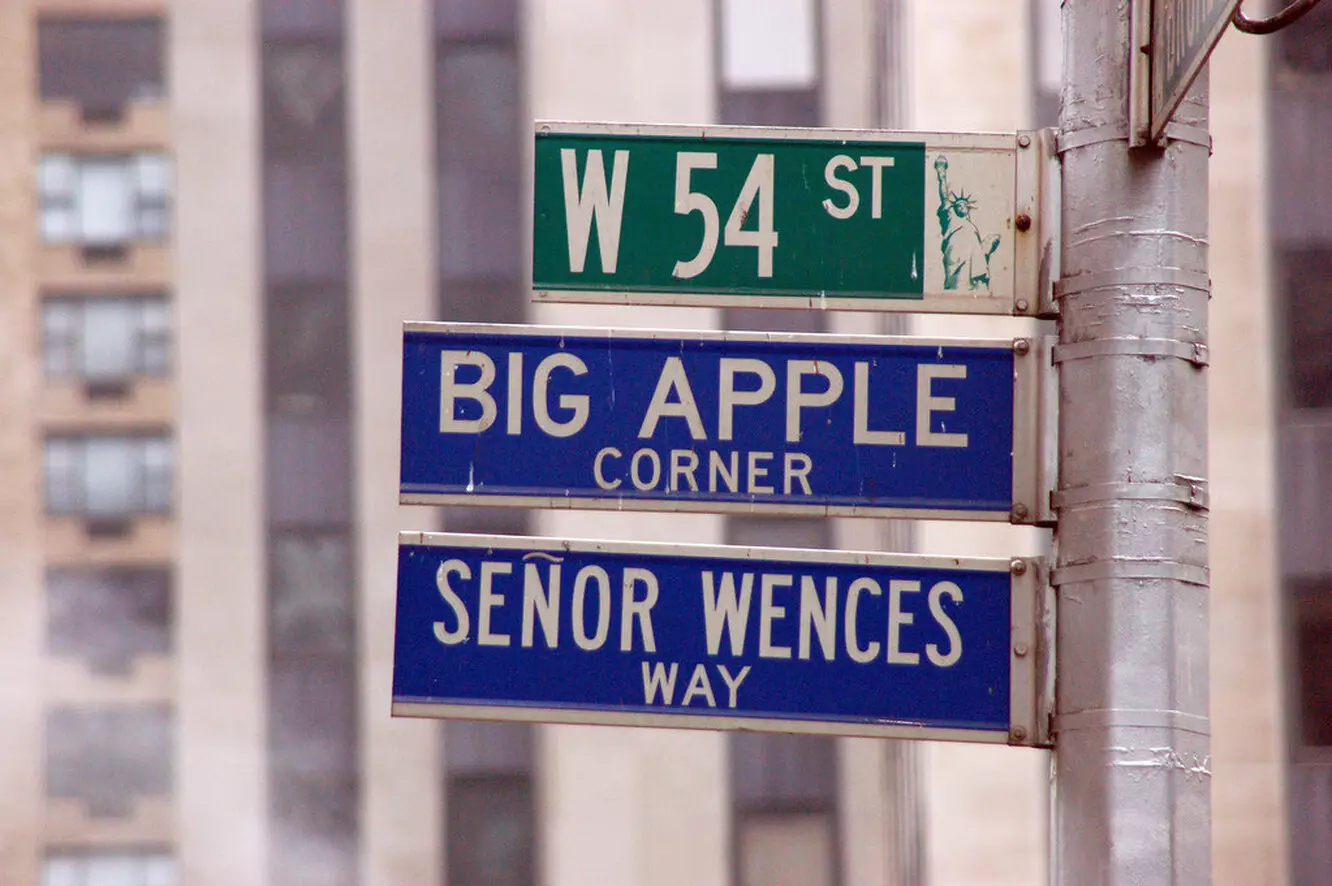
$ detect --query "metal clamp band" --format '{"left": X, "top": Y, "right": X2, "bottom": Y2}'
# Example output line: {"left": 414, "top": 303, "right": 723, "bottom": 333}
{"left": 1052, "top": 478, "right": 1208, "bottom": 510}
{"left": 1051, "top": 560, "right": 1210, "bottom": 587}
{"left": 1056, "top": 708, "right": 1210, "bottom": 737}
{"left": 1053, "top": 268, "right": 1211, "bottom": 298}
{"left": 1159, "top": 122, "right": 1212, "bottom": 152}
{"left": 1051, "top": 337, "right": 1208, "bottom": 367}
{"left": 1056, "top": 124, "right": 1129, "bottom": 154}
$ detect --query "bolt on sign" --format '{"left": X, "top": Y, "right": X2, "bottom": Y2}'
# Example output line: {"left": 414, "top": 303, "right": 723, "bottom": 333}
{"left": 531, "top": 122, "right": 1048, "bottom": 315}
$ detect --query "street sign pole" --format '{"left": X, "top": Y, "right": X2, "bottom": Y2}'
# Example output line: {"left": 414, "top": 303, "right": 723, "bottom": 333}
{"left": 1055, "top": 1, "right": 1211, "bottom": 882}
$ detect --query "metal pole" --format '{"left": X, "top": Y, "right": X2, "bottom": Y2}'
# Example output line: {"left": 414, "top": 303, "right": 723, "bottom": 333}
{"left": 1054, "top": 2, "right": 1212, "bottom": 884}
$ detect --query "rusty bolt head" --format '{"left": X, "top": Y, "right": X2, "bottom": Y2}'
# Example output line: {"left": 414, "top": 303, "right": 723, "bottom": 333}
{"left": 1013, "top": 338, "right": 1030, "bottom": 356}
{"left": 1018, "top": 134, "right": 1032, "bottom": 148}
{"left": 1014, "top": 642, "right": 1029, "bottom": 657}
{"left": 1010, "top": 558, "right": 1028, "bottom": 576}
{"left": 1011, "top": 503, "right": 1029, "bottom": 521}
{"left": 1010, "top": 726, "right": 1028, "bottom": 743}
{"left": 1015, "top": 213, "right": 1032, "bottom": 232}
{"left": 1015, "top": 299, "right": 1029, "bottom": 313}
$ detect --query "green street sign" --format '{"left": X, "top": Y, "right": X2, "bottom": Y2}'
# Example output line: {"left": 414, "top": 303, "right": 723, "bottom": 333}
{"left": 532, "top": 122, "right": 1047, "bottom": 315}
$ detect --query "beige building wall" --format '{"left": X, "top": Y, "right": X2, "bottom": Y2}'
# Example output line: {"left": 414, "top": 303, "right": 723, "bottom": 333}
{"left": 905, "top": 2, "right": 1048, "bottom": 884}
{"left": 0, "top": 6, "right": 44, "bottom": 886}
{"left": 172, "top": 0, "right": 267, "bottom": 883}
{"left": 347, "top": 0, "right": 442, "bottom": 883}
{"left": 527, "top": 4, "right": 728, "bottom": 886}
{"left": 1207, "top": 27, "right": 1290, "bottom": 886}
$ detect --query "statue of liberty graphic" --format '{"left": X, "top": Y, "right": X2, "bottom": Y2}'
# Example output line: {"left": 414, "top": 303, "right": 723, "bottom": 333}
{"left": 934, "top": 155, "right": 1001, "bottom": 291}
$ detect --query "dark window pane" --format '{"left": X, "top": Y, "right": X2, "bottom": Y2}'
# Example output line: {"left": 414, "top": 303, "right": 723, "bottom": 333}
{"left": 1278, "top": 2, "right": 1332, "bottom": 74}
{"left": 47, "top": 568, "right": 171, "bottom": 674}
{"left": 732, "top": 733, "right": 837, "bottom": 809}
{"left": 267, "top": 417, "right": 353, "bottom": 526}
{"left": 437, "top": 169, "right": 522, "bottom": 279}
{"left": 263, "top": 164, "right": 349, "bottom": 282}
{"left": 727, "top": 517, "right": 831, "bottom": 551}
{"left": 448, "top": 776, "right": 535, "bottom": 886}
{"left": 435, "top": 0, "right": 518, "bottom": 39}
{"left": 271, "top": 772, "right": 357, "bottom": 886}
{"left": 266, "top": 286, "right": 351, "bottom": 415}
{"left": 718, "top": 89, "right": 820, "bottom": 127}
{"left": 445, "top": 721, "right": 533, "bottom": 775}
{"left": 46, "top": 704, "right": 172, "bottom": 817}
{"left": 270, "top": 534, "right": 354, "bottom": 656}
{"left": 263, "top": 42, "right": 346, "bottom": 161}
{"left": 1293, "top": 588, "right": 1332, "bottom": 746}
{"left": 270, "top": 659, "right": 357, "bottom": 776}
{"left": 436, "top": 47, "right": 521, "bottom": 171}
{"left": 1281, "top": 249, "right": 1332, "bottom": 409}
{"left": 38, "top": 18, "right": 165, "bottom": 113}
{"left": 262, "top": 0, "right": 343, "bottom": 39}
{"left": 1269, "top": 86, "right": 1332, "bottom": 246}
{"left": 724, "top": 305, "right": 826, "bottom": 334}
{"left": 437, "top": 279, "right": 524, "bottom": 325}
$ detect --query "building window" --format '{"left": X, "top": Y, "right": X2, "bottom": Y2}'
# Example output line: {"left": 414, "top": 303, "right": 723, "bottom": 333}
{"left": 47, "top": 568, "right": 171, "bottom": 674}
{"left": 717, "top": 0, "right": 821, "bottom": 126}
{"left": 732, "top": 733, "right": 839, "bottom": 886}
{"left": 43, "top": 851, "right": 175, "bottom": 886}
{"left": 39, "top": 154, "right": 170, "bottom": 247}
{"left": 38, "top": 18, "right": 166, "bottom": 119}
{"left": 44, "top": 435, "right": 172, "bottom": 517}
{"left": 445, "top": 721, "right": 535, "bottom": 886}
{"left": 43, "top": 295, "right": 170, "bottom": 381}
{"left": 46, "top": 704, "right": 173, "bottom": 817}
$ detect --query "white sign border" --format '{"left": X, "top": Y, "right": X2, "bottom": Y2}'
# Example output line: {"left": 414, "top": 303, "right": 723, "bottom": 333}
{"left": 392, "top": 531, "right": 1049, "bottom": 747}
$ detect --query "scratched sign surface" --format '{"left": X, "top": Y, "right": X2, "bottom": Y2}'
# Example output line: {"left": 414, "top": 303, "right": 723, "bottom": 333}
{"left": 394, "top": 533, "right": 1039, "bottom": 742}
{"left": 400, "top": 322, "right": 1022, "bottom": 519}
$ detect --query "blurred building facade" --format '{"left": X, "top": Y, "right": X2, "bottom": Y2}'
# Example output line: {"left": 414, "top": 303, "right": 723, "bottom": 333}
{"left": 0, "top": 0, "right": 1317, "bottom": 884}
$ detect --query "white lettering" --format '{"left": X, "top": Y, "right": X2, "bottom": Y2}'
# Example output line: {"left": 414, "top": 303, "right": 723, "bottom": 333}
{"left": 433, "top": 560, "right": 471, "bottom": 645}
{"left": 759, "top": 574, "right": 793, "bottom": 659}
{"left": 718, "top": 358, "right": 776, "bottom": 441}
{"left": 860, "top": 156, "right": 896, "bottom": 219}
{"left": 593, "top": 447, "right": 622, "bottom": 489}
{"left": 747, "top": 451, "right": 774, "bottom": 494}
{"left": 521, "top": 562, "right": 560, "bottom": 649}
{"left": 717, "top": 664, "right": 751, "bottom": 708}
{"left": 439, "top": 351, "right": 497, "bottom": 433}
{"left": 916, "top": 364, "right": 969, "bottom": 448}
{"left": 702, "top": 571, "right": 753, "bottom": 656}
{"left": 783, "top": 452, "right": 813, "bottom": 495}
{"left": 639, "top": 357, "right": 707, "bottom": 440}
{"left": 709, "top": 450, "right": 740, "bottom": 492}
{"left": 786, "top": 360, "right": 844, "bottom": 443}
{"left": 561, "top": 148, "right": 629, "bottom": 273}
{"left": 642, "top": 661, "right": 679, "bottom": 704}
{"left": 670, "top": 449, "right": 700, "bottom": 491}
{"left": 572, "top": 565, "right": 611, "bottom": 651}
{"left": 888, "top": 579, "right": 921, "bottom": 664}
{"left": 477, "top": 561, "right": 512, "bottom": 647}
{"left": 533, "top": 353, "right": 589, "bottom": 437}
{"left": 927, "top": 581, "right": 964, "bottom": 667}
{"left": 822, "top": 155, "right": 859, "bottom": 219}
{"left": 845, "top": 577, "right": 882, "bottom": 664}
{"left": 681, "top": 663, "right": 717, "bottom": 707}
{"left": 798, "top": 576, "right": 836, "bottom": 661}
{"left": 630, "top": 449, "right": 662, "bottom": 491}
{"left": 853, "top": 362, "right": 905, "bottom": 445}
{"left": 620, "top": 568, "right": 659, "bottom": 653}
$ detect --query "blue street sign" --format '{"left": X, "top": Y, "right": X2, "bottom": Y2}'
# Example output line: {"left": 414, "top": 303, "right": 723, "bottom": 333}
{"left": 400, "top": 323, "right": 1041, "bottom": 520}
{"left": 393, "top": 533, "right": 1046, "bottom": 744}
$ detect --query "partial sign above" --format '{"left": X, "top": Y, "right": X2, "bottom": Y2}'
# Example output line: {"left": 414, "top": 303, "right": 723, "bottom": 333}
{"left": 532, "top": 122, "right": 1048, "bottom": 315}
{"left": 1132, "top": 0, "right": 1240, "bottom": 141}
{"left": 400, "top": 322, "right": 1046, "bottom": 521}
{"left": 393, "top": 533, "right": 1052, "bottom": 745}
